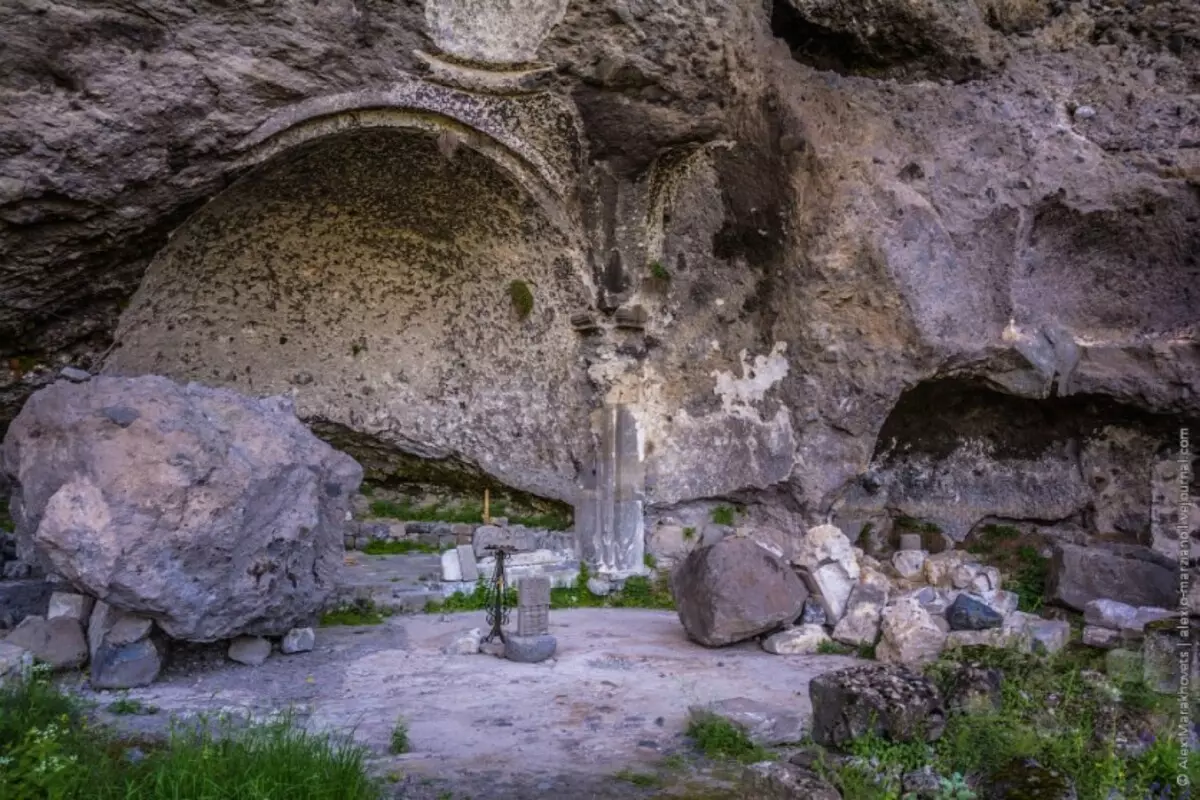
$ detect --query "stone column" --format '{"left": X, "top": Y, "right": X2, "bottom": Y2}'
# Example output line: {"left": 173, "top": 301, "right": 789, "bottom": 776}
{"left": 575, "top": 404, "right": 645, "bottom": 578}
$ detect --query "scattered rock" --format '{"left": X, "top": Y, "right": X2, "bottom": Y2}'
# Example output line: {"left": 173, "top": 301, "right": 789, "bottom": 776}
{"left": 1, "top": 375, "right": 363, "bottom": 641}
{"left": 443, "top": 628, "right": 483, "bottom": 655}
{"left": 0, "top": 579, "right": 52, "bottom": 630}
{"left": 891, "top": 550, "right": 926, "bottom": 580}
{"left": 46, "top": 592, "right": 94, "bottom": 624}
{"left": 504, "top": 634, "right": 556, "bottom": 663}
{"left": 228, "top": 636, "right": 272, "bottom": 666}
{"left": 947, "top": 593, "right": 1003, "bottom": 631}
{"left": 3, "top": 615, "right": 87, "bottom": 670}
{"left": 809, "top": 663, "right": 945, "bottom": 748}
{"left": 0, "top": 641, "right": 32, "bottom": 685}
{"left": 945, "top": 664, "right": 1003, "bottom": 713}
{"left": 1047, "top": 543, "right": 1174, "bottom": 611}
{"left": 672, "top": 537, "right": 808, "bottom": 647}
{"left": 792, "top": 525, "right": 859, "bottom": 623}
{"left": 832, "top": 584, "right": 888, "bottom": 647}
{"left": 1081, "top": 625, "right": 1123, "bottom": 649}
{"left": 280, "top": 627, "right": 316, "bottom": 654}
{"left": 762, "top": 624, "right": 831, "bottom": 655}
{"left": 876, "top": 597, "right": 947, "bottom": 666}
{"left": 988, "top": 757, "right": 1077, "bottom": 800}
{"left": 90, "top": 636, "right": 166, "bottom": 690}
{"left": 692, "top": 697, "right": 807, "bottom": 747}
{"left": 739, "top": 761, "right": 841, "bottom": 800}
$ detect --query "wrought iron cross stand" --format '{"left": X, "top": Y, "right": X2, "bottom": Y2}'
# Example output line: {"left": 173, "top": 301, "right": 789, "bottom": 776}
{"left": 482, "top": 544, "right": 516, "bottom": 643}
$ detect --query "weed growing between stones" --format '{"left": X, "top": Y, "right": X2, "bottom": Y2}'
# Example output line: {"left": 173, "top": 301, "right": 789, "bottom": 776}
{"left": 106, "top": 697, "right": 159, "bottom": 716}
{"left": 816, "top": 643, "right": 1200, "bottom": 799}
{"left": 817, "top": 640, "right": 855, "bottom": 655}
{"left": 319, "top": 598, "right": 394, "bottom": 627}
{"left": 388, "top": 719, "right": 409, "bottom": 755}
{"left": 508, "top": 280, "right": 534, "bottom": 319}
{"left": 965, "top": 524, "right": 1049, "bottom": 612}
{"left": 614, "top": 768, "right": 663, "bottom": 787}
{"left": 0, "top": 674, "right": 380, "bottom": 799}
{"left": 710, "top": 506, "right": 736, "bottom": 526}
{"left": 683, "top": 526, "right": 697, "bottom": 541}
{"left": 686, "top": 713, "right": 772, "bottom": 764}
{"left": 649, "top": 261, "right": 670, "bottom": 281}
{"left": 644, "top": 553, "right": 657, "bottom": 569}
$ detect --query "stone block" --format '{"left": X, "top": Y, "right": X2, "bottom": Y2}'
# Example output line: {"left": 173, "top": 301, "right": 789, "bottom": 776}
{"left": 1082, "top": 625, "right": 1123, "bottom": 649}
{"left": 899, "top": 533, "right": 923, "bottom": 552}
{"left": 809, "top": 663, "right": 946, "bottom": 747}
{"left": 1048, "top": 543, "right": 1174, "bottom": 611}
{"left": 740, "top": 762, "right": 841, "bottom": 800}
{"left": 517, "top": 606, "right": 549, "bottom": 637}
{"left": 456, "top": 544, "right": 479, "bottom": 582}
{"left": 876, "top": 597, "right": 947, "bottom": 666}
{"left": 518, "top": 576, "right": 552, "bottom": 607}
{"left": 91, "top": 637, "right": 165, "bottom": 689}
{"left": 281, "top": 627, "right": 315, "bottom": 654}
{"left": 892, "top": 550, "right": 927, "bottom": 580}
{"left": 441, "top": 550, "right": 463, "bottom": 582}
{"left": 47, "top": 592, "right": 94, "bottom": 624}
{"left": 947, "top": 594, "right": 1003, "bottom": 631}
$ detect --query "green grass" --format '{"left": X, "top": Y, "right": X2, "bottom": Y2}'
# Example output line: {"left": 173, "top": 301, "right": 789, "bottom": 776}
{"left": 817, "top": 640, "right": 855, "bottom": 656}
{"left": 318, "top": 599, "right": 392, "bottom": 627}
{"left": 894, "top": 516, "right": 941, "bottom": 534}
{"left": 106, "top": 697, "right": 158, "bottom": 716}
{"left": 683, "top": 526, "right": 697, "bottom": 541}
{"left": 424, "top": 564, "right": 675, "bottom": 614}
{"left": 366, "top": 498, "right": 572, "bottom": 532}
{"left": 614, "top": 769, "right": 663, "bottom": 787}
{"left": 648, "top": 261, "right": 670, "bottom": 281}
{"left": 644, "top": 553, "right": 657, "bottom": 569}
{"left": 361, "top": 539, "right": 446, "bottom": 556}
{"left": 0, "top": 673, "right": 380, "bottom": 799}
{"left": 817, "top": 643, "right": 1200, "bottom": 800}
{"left": 0, "top": 497, "right": 12, "bottom": 533}
{"left": 509, "top": 280, "right": 534, "bottom": 319}
{"left": 686, "top": 713, "right": 771, "bottom": 764}
{"left": 710, "top": 506, "right": 736, "bottom": 526}
{"left": 965, "top": 525, "right": 1049, "bottom": 612}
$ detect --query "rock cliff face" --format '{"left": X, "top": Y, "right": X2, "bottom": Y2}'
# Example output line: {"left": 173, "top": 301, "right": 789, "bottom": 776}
{"left": 1, "top": 0, "right": 1197, "bottom": 551}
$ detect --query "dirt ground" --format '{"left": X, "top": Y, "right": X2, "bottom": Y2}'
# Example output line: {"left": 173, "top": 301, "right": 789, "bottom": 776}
{"left": 68, "top": 609, "right": 861, "bottom": 799}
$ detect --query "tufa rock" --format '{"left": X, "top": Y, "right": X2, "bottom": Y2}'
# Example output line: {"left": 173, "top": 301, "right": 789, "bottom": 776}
{"left": 809, "top": 663, "right": 946, "bottom": 748}
{"left": 672, "top": 537, "right": 808, "bottom": 647}
{"left": 1, "top": 376, "right": 362, "bottom": 641}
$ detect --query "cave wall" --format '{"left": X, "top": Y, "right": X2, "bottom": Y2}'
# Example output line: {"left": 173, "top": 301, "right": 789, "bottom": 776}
{"left": 2, "top": 0, "right": 1198, "bottom": 542}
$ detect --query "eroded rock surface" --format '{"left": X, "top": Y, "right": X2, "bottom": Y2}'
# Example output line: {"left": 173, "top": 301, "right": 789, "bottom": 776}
{"left": 1, "top": 375, "right": 362, "bottom": 641}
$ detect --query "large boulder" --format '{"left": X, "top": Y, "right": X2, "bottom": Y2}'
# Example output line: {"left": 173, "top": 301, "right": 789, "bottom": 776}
{"left": 809, "top": 663, "right": 946, "bottom": 748}
{"left": 1, "top": 376, "right": 362, "bottom": 641}
{"left": 673, "top": 537, "right": 808, "bottom": 647}
{"left": 1046, "top": 543, "right": 1175, "bottom": 611}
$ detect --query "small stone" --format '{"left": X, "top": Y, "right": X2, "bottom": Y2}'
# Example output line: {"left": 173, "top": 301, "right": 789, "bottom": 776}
{"left": 47, "top": 592, "right": 95, "bottom": 624}
{"left": 59, "top": 366, "right": 91, "bottom": 382}
{"left": 586, "top": 577, "right": 613, "bottom": 596}
{"left": 1016, "top": 615, "right": 1071, "bottom": 655}
{"left": 280, "top": 627, "right": 315, "bottom": 654}
{"left": 1074, "top": 105, "right": 1096, "bottom": 119}
{"left": 228, "top": 635, "right": 272, "bottom": 666}
{"left": 504, "top": 634, "right": 556, "bottom": 663}
{"left": 692, "top": 697, "right": 807, "bottom": 747}
{"left": 947, "top": 594, "right": 1003, "bottom": 631}
{"left": 3, "top": 615, "right": 88, "bottom": 670}
{"left": 479, "top": 639, "right": 506, "bottom": 658}
{"left": 833, "top": 584, "right": 888, "bottom": 647}
{"left": 1082, "top": 625, "right": 1123, "bottom": 649}
{"left": 0, "top": 641, "right": 33, "bottom": 686}
{"left": 1083, "top": 599, "right": 1139, "bottom": 631}
{"left": 892, "top": 550, "right": 926, "bottom": 580}
{"left": 443, "top": 628, "right": 482, "bottom": 655}
{"left": 762, "top": 624, "right": 830, "bottom": 655}
{"left": 898, "top": 533, "right": 923, "bottom": 552}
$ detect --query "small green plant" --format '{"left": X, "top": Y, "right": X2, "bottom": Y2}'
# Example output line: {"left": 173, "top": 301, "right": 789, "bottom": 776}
{"left": 105, "top": 697, "right": 158, "bottom": 716}
{"left": 817, "top": 640, "right": 854, "bottom": 655}
{"left": 856, "top": 642, "right": 877, "bottom": 660}
{"left": 319, "top": 598, "right": 390, "bottom": 627}
{"left": 509, "top": 280, "right": 534, "bottom": 319}
{"left": 710, "top": 505, "right": 736, "bottom": 526}
{"left": 648, "top": 261, "right": 670, "bottom": 281}
{"left": 361, "top": 539, "right": 446, "bottom": 556}
{"left": 389, "top": 718, "right": 409, "bottom": 755}
{"left": 682, "top": 526, "right": 697, "bottom": 541}
{"left": 686, "top": 713, "right": 771, "bottom": 763}
{"left": 614, "top": 769, "right": 662, "bottom": 787}
{"left": 644, "top": 553, "right": 657, "bottom": 570}
{"left": 934, "top": 773, "right": 975, "bottom": 800}
{"left": 894, "top": 516, "right": 941, "bottom": 534}
{"left": 0, "top": 498, "right": 13, "bottom": 533}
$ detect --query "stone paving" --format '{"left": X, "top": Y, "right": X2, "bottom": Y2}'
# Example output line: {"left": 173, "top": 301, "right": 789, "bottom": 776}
{"left": 64, "top": 607, "right": 862, "bottom": 799}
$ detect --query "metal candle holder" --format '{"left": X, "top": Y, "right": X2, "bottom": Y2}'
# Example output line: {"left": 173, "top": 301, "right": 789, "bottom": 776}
{"left": 482, "top": 544, "right": 517, "bottom": 643}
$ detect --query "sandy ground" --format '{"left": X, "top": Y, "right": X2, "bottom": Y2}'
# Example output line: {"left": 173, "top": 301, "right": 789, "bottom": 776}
{"left": 71, "top": 609, "right": 861, "bottom": 799}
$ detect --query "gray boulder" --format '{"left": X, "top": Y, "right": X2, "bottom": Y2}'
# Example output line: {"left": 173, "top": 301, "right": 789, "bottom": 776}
{"left": 809, "top": 663, "right": 945, "bottom": 748}
{"left": 281, "top": 627, "right": 316, "bottom": 654}
{"left": 1047, "top": 543, "right": 1174, "bottom": 611}
{"left": 228, "top": 636, "right": 272, "bottom": 666}
{"left": 3, "top": 615, "right": 87, "bottom": 670}
{"left": 90, "top": 636, "right": 166, "bottom": 690}
{"left": 0, "top": 579, "right": 52, "bottom": 630}
{"left": 1, "top": 376, "right": 362, "bottom": 641}
{"left": 672, "top": 537, "right": 809, "bottom": 647}
{"left": 947, "top": 594, "right": 1003, "bottom": 631}
{"left": 503, "top": 634, "right": 556, "bottom": 663}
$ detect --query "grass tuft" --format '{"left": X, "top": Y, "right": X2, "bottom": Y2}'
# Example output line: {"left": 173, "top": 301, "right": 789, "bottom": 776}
{"left": 686, "top": 713, "right": 771, "bottom": 764}
{"left": 710, "top": 506, "right": 736, "bottom": 526}
{"left": 509, "top": 280, "right": 534, "bottom": 320}
{"left": 319, "top": 599, "right": 392, "bottom": 627}
{"left": 106, "top": 697, "right": 158, "bottom": 716}
{"left": 389, "top": 719, "right": 409, "bottom": 755}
